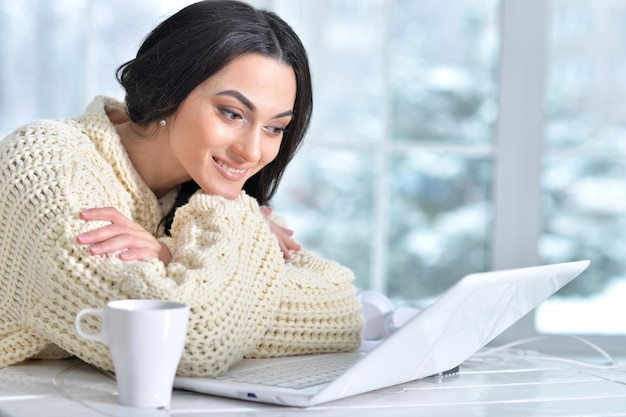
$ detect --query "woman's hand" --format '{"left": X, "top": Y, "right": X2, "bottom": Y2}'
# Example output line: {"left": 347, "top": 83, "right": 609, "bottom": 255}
{"left": 260, "top": 206, "right": 301, "bottom": 260}
{"left": 76, "top": 207, "right": 173, "bottom": 266}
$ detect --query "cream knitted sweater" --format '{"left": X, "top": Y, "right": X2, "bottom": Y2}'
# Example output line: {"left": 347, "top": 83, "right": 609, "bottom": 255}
{"left": 0, "top": 96, "right": 362, "bottom": 377}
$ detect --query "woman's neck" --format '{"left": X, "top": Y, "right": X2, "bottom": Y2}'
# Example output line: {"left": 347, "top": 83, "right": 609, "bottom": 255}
{"left": 115, "top": 121, "right": 189, "bottom": 198}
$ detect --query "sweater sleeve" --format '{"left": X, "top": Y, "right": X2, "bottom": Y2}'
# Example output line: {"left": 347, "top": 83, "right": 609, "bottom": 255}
{"left": 25, "top": 190, "right": 361, "bottom": 377}
{"left": 148, "top": 193, "right": 361, "bottom": 373}
{"left": 230, "top": 203, "right": 363, "bottom": 357}
{"left": 248, "top": 248, "right": 363, "bottom": 358}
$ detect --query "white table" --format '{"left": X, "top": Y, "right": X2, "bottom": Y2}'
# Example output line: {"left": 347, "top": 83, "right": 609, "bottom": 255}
{"left": 1, "top": 349, "right": 625, "bottom": 416}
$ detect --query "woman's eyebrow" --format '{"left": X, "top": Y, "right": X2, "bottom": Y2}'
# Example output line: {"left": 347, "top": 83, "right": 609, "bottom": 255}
{"left": 217, "top": 90, "right": 293, "bottom": 119}
{"left": 218, "top": 90, "right": 255, "bottom": 111}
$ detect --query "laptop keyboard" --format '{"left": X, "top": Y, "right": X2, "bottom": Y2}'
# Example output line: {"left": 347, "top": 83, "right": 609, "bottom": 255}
{"left": 217, "top": 353, "right": 363, "bottom": 389}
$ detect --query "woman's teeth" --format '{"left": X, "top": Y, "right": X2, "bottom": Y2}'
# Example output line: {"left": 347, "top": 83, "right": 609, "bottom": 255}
{"left": 216, "top": 159, "right": 246, "bottom": 174}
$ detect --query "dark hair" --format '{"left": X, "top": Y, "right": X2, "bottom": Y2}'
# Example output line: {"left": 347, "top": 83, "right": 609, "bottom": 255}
{"left": 116, "top": 0, "right": 312, "bottom": 235}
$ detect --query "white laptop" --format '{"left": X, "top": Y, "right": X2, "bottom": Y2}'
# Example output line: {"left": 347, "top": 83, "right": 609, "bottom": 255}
{"left": 174, "top": 260, "right": 590, "bottom": 407}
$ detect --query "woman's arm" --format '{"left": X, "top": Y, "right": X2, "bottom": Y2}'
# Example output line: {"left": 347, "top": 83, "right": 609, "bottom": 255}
{"left": 249, "top": 248, "right": 364, "bottom": 358}
{"left": 75, "top": 205, "right": 300, "bottom": 264}
{"left": 26, "top": 191, "right": 360, "bottom": 377}
{"left": 25, "top": 191, "right": 284, "bottom": 377}
{"left": 75, "top": 198, "right": 362, "bottom": 365}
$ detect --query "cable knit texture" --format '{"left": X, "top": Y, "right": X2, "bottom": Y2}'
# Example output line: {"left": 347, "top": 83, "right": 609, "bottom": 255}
{"left": 0, "top": 96, "right": 363, "bottom": 377}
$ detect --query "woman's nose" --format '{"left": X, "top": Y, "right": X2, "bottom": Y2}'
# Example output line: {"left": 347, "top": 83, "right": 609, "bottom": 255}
{"left": 232, "top": 130, "right": 262, "bottom": 162}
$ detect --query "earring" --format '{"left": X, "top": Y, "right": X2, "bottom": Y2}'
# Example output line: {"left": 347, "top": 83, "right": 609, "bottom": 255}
{"left": 159, "top": 119, "right": 167, "bottom": 127}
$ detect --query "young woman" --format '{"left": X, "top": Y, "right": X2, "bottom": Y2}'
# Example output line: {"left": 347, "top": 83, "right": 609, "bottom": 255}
{"left": 0, "top": 0, "right": 362, "bottom": 377}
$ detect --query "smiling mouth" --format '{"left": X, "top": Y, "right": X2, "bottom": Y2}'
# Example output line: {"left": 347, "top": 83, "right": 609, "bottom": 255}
{"left": 214, "top": 158, "right": 247, "bottom": 175}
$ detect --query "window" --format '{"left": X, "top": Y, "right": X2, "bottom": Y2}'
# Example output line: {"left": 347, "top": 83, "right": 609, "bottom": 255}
{"left": 537, "top": 0, "right": 626, "bottom": 338}
{"left": 1, "top": 0, "right": 625, "bottom": 353}
{"left": 272, "top": 0, "right": 626, "bottom": 351}
{"left": 271, "top": 0, "right": 499, "bottom": 303}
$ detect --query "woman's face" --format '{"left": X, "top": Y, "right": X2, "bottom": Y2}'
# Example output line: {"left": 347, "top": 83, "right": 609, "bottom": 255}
{"left": 168, "top": 53, "right": 296, "bottom": 199}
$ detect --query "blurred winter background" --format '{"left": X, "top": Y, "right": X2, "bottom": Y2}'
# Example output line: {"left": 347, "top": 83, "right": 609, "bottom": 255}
{"left": 2, "top": 0, "right": 626, "bottom": 337}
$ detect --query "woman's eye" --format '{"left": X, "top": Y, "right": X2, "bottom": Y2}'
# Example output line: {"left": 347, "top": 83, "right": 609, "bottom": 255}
{"left": 265, "top": 126, "right": 286, "bottom": 136}
{"left": 221, "top": 108, "right": 242, "bottom": 120}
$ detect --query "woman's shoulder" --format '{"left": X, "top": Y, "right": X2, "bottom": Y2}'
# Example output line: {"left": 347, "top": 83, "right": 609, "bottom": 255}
{"left": 1, "top": 117, "right": 91, "bottom": 154}
{"left": 0, "top": 120, "right": 98, "bottom": 188}
{"left": 0, "top": 121, "right": 98, "bottom": 194}
{"left": 0, "top": 102, "right": 128, "bottom": 213}
{"left": 1, "top": 96, "right": 122, "bottom": 148}
{"left": 0, "top": 96, "right": 122, "bottom": 161}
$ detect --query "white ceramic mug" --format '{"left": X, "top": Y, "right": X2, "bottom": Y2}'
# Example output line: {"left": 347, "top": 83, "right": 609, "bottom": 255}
{"left": 75, "top": 299, "right": 189, "bottom": 408}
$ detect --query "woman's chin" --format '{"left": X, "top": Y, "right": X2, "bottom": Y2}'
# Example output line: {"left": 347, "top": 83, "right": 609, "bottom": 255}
{"left": 201, "top": 186, "right": 242, "bottom": 200}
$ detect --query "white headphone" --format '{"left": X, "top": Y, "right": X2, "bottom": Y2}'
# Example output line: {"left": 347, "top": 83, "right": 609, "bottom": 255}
{"left": 357, "top": 290, "right": 420, "bottom": 352}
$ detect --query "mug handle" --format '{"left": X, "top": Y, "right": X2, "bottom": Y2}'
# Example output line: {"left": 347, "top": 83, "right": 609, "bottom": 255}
{"left": 75, "top": 308, "right": 108, "bottom": 344}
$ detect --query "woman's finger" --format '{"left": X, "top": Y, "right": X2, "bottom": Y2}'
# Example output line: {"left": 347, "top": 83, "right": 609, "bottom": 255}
{"left": 77, "top": 207, "right": 172, "bottom": 265}
{"left": 84, "top": 233, "right": 144, "bottom": 255}
{"left": 77, "top": 223, "right": 148, "bottom": 245}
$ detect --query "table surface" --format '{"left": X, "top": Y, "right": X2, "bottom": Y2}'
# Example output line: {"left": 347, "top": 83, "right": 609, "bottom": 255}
{"left": 1, "top": 348, "right": 625, "bottom": 417}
